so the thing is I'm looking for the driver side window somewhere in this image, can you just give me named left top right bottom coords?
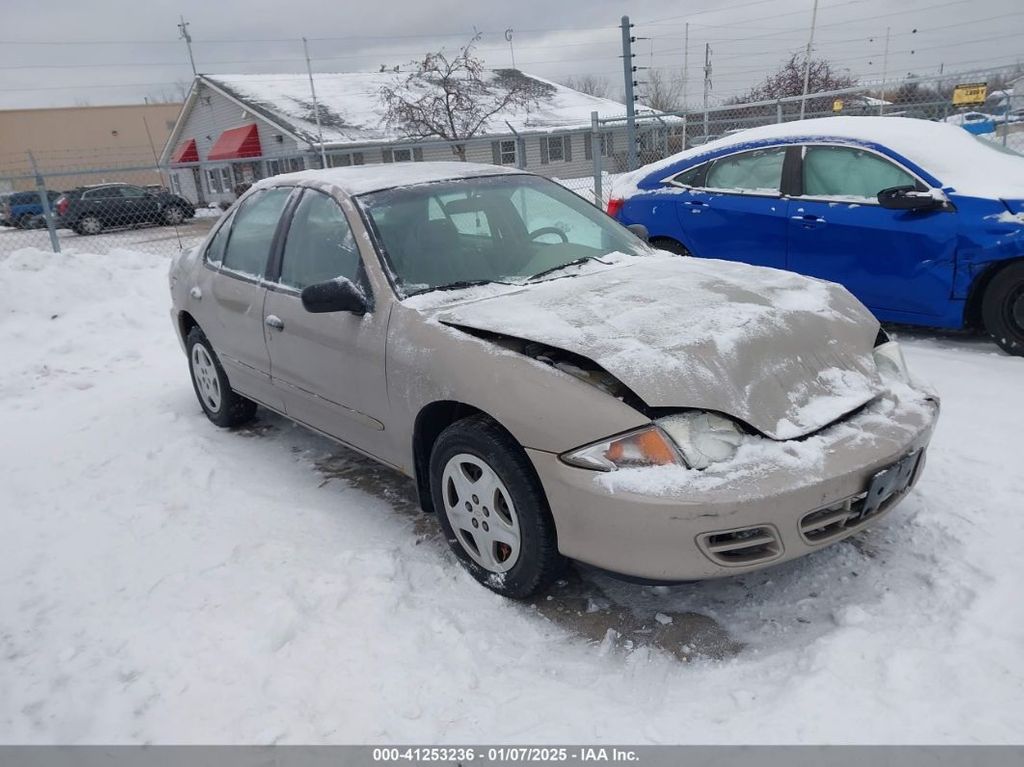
left=278, top=190, right=365, bottom=292
left=801, top=146, right=918, bottom=200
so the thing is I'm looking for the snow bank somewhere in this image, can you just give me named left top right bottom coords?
left=1, top=246, right=1023, bottom=743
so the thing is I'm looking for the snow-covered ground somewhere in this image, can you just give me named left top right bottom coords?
left=1, top=247, right=1022, bottom=744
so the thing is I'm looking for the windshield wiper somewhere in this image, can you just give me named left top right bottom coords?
left=406, top=279, right=510, bottom=296
left=527, top=256, right=609, bottom=283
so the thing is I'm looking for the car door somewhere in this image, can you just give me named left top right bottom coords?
left=116, top=185, right=160, bottom=224
left=262, top=188, right=392, bottom=461
left=786, top=144, right=958, bottom=318
left=203, top=186, right=294, bottom=410
left=671, top=146, right=790, bottom=269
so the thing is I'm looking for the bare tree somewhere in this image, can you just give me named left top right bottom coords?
left=731, top=53, right=856, bottom=103
left=380, top=34, right=550, bottom=160
left=638, top=69, right=683, bottom=112
left=145, top=79, right=190, bottom=104
left=563, top=74, right=611, bottom=99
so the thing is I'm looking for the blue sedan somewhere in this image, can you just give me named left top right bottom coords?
left=609, top=117, right=1024, bottom=355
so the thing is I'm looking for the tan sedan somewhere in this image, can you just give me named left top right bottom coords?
left=169, top=162, right=939, bottom=598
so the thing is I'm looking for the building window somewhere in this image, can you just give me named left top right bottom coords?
left=584, top=133, right=614, bottom=160
left=328, top=152, right=365, bottom=168
left=265, top=159, right=282, bottom=177
left=169, top=174, right=182, bottom=195
left=382, top=147, right=423, bottom=163
left=288, top=157, right=304, bottom=172
left=492, top=140, right=517, bottom=165
left=206, top=166, right=233, bottom=195
left=541, top=135, right=572, bottom=164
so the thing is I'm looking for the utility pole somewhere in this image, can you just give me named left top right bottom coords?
left=621, top=16, right=638, bottom=170
left=799, top=0, right=819, bottom=120
left=703, top=43, right=712, bottom=141
left=302, top=37, right=328, bottom=169
left=178, top=16, right=196, bottom=76
left=879, top=26, right=891, bottom=116
left=682, top=22, right=689, bottom=111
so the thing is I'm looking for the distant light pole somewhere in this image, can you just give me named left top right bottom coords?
left=799, top=0, right=820, bottom=120
left=177, top=16, right=196, bottom=76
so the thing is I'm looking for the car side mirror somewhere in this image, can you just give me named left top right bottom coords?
left=627, top=223, right=650, bottom=242
left=300, top=277, right=368, bottom=315
left=877, top=185, right=943, bottom=212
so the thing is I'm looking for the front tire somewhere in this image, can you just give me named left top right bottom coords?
left=982, top=261, right=1024, bottom=356
left=186, top=326, right=257, bottom=427
left=650, top=237, right=692, bottom=257
left=162, top=205, right=185, bottom=225
left=429, top=415, right=564, bottom=599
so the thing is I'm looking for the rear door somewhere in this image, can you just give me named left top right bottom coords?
left=671, top=146, right=790, bottom=269
left=262, top=188, right=392, bottom=461
left=116, top=185, right=160, bottom=224
left=204, top=186, right=294, bottom=409
left=786, top=144, right=958, bottom=317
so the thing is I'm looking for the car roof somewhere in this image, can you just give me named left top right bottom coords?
left=256, top=161, right=524, bottom=197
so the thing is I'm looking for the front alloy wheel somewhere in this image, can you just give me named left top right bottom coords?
left=429, top=415, right=564, bottom=598
left=185, top=326, right=257, bottom=427
left=441, top=453, right=522, bottom=573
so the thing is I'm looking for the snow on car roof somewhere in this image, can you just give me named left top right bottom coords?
left=614, top=116, right=1024, bottom=200
left=255, top=161, right=523, bottom=196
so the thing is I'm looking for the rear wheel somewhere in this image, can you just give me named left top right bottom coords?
left=982, top=261, right=1024, bottom=356
left=186, top=326, right=257, bottom=427
left=429, top=415, right=564, bottom=599
left=77, top=215, right=103, bottom=235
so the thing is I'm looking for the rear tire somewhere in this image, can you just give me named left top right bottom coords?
left=77, top=215, right=103, bottom=235
left=429, top=415, right=564, bottom=599
left=981, top=261, right=1024, bottom=356
left=651, top=237, right=693, bottom=257
left=186, top=326, right=257, bottom=427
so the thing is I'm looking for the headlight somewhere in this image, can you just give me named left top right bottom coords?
left=657, top=411, right=747, bottom=470
left=561, top=425, right=683, bottom=471
left=873, top=340, right=911, bottom=383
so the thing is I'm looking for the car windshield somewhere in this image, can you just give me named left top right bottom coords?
left=357, top=174, right=648, bottom=296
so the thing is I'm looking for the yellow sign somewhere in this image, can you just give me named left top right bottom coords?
left=832, top=99, right=844, bottom=112
left=953, top=82, right=987, bottom=107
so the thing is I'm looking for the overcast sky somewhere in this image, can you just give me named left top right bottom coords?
left=1, top=0, right=1021, bottom=110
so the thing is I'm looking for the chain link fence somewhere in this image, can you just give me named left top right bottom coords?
left=2, top=68, right=1021, bottom=260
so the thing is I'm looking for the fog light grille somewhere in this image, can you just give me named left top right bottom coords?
left=697, top=525, right=782, bottom=566
left=799, top=492, right=869, bottom=544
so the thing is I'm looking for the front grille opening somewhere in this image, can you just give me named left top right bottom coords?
left=800, top=492, right=869, bottom=544
left=698, top=525, right=782, bottom=566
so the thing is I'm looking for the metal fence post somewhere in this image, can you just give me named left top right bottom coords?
left=28, top=151, right=60, bottom=254
left=776, top=101, right=783, bottom=124
left=591, top=111, right=603, bottom=208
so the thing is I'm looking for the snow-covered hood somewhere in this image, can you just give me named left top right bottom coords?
left=425, top=255, right=884, bottom=440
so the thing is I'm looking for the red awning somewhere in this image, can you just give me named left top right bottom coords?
left=170, top=138, right=199, bottom=164
left=207, top=124, right=262, bottom=161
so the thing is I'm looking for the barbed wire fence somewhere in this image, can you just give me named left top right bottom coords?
left=1, top=68, right=1021, bottom=259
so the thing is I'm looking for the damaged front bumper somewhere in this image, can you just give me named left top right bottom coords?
left=527, top=386, right=940, bottom=581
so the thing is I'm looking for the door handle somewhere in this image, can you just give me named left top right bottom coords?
left=790, top=214, right=826, bottom=229
left=189, top=286, right=202, bottom=300
left=683, top=200, right=707, bottom=214
left=264, top=314, right=284, bottom=331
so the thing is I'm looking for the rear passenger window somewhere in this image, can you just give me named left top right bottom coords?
left=222, top=187, right=292, bottom=278
left=279, top=190, right=363, bottom=291
left=204, top=212, right=234, bottom=266
left=705, top=148, right=786, bottom=195
left=669, top=162, right=707, bottom=187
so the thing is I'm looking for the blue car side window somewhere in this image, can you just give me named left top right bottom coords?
left=802, top=146, right=918, bottom=200
left=704, top=148, right=786, bottom=195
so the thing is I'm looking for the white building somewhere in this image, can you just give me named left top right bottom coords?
left=160, top=71, right=667, bottom=206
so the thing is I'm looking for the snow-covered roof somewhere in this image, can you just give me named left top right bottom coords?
left=614, top=116, right=1024, bottom=200
left=253, top=161, right=520, bottom=196
left=202, top=71, right=631, bottom=147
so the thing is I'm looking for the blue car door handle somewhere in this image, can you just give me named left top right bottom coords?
left=683, top=200, right=707, bottom=214
left=791, top=214, right=826, bottom=229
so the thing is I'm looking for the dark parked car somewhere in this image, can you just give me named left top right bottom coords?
left=55, top=183, right=195, bottom=235
left=0, top=190, right=63, bottom=228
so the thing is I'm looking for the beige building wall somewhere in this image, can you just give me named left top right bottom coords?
left=0, top=103, right=182, bottom=192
